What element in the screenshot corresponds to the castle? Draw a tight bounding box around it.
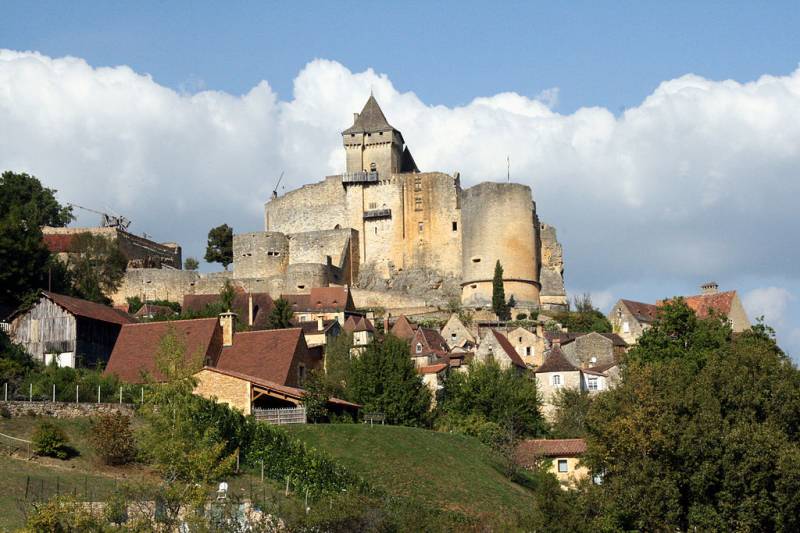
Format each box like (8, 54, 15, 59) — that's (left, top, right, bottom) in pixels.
(114, 96, 567, 312)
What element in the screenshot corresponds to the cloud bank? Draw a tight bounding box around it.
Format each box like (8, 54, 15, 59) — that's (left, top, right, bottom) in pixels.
(1, 50, 799, 354)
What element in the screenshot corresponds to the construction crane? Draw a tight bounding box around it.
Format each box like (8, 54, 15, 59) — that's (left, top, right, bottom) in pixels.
(67, 203, 132, 231)
(272, 171, 284, 199)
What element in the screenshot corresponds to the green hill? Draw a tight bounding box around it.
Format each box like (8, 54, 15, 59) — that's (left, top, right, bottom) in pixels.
(287, 423, 536, 523)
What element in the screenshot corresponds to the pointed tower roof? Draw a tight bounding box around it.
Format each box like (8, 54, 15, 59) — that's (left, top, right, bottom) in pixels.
(400, 146, 419, 173)
(343, 95, 397, 135)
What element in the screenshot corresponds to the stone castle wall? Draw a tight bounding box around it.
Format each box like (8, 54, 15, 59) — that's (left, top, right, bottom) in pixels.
(461, 182, 540, 307)
(233, 232, 289, 279)
(264, 176, 347, 234)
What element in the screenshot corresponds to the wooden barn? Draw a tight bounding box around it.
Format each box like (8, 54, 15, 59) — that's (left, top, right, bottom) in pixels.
(9, 291, 134, 368)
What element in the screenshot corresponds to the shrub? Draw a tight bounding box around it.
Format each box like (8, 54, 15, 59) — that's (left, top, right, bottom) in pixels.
(0, 405, 10, 418)
(32, 421, 71, 459)
(90, 412, 136, 465)
(516, 313, 528, 320)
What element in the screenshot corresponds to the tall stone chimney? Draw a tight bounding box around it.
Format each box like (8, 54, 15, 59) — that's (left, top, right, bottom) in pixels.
(317, 316, 324, 332)
(701, 281, 719, 295)
(219, 311, 237, 347)
(248, 293, 254, 327)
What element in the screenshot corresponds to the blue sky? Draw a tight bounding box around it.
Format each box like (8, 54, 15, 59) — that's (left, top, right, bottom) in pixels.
(2, 1, 800, 356)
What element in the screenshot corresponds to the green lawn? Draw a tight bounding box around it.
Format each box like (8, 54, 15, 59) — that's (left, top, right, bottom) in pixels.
(287, 424, 536, 522)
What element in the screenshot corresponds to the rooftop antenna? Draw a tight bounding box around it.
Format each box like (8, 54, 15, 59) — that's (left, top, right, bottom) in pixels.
(272, 171, 284, 199)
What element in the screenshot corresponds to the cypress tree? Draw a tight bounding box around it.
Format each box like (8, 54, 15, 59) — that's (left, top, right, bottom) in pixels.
(492, 260, 510, 321)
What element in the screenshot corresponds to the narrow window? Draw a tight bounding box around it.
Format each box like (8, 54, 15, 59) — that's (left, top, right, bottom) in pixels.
(418, 222, 423, 233)
(558, 459, 568, 473)
(298, 364, 307, 384)
(452, 221, 457, 231)
(588, 377, 598, 391)
(553, 374, 561, 387)
(416, 342, 423, 354)
(370, 162, 376, 171)
(526, 347, 532, 356)
(374, 227, 378, 235)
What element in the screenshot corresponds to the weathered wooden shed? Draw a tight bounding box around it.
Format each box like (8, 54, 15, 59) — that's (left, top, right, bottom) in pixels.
(9, 291, 134, 368)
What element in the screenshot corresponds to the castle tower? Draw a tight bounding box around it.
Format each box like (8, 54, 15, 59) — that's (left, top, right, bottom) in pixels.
(460, 182, 541, 308)
(342, 96, 418, 177)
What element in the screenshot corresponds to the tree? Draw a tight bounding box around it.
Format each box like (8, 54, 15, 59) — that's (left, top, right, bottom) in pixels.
(348, 335, 431, 426)
(267, 297, 294, 329)
(550, 293, 612, 333)
(32, 421, 71, 459)
(492, 260, 510, 321)
(183, 257, 199, 271)
(549, 388, 592, 438)
(583, 320, 800, 531)
(67, 233, 127, 303)
(0, 171, 73, 308)
(204, 224, 233, 270)
(507, 294, 517, 309)
(439, 359, 545, 438)
(90, 412, 136, 465)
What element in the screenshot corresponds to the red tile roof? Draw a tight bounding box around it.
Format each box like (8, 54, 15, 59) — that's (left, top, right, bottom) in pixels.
(620, 299, 659, 324)
(105, 318, 221, 383)
(418, 363, 448, 375)
(343, 315, 375, 333)
(280, 287, 354, 313)
(491, 329, 526, 368)
(516, 439, 587, 465)
(43, 292, 135, 325)
(681, 291, 736, 319)
(214, 328, 311, 385)
(535, 346, 578, 373)
(42, 233, 77, 253)
(390, 315, 418, 341)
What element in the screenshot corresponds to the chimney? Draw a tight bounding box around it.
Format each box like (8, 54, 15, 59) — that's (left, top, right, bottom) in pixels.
(219, 311, 237, 347)
(248, 293, 254, 327)
(317, 315, 324, 332)
(701, 281, 719, 295)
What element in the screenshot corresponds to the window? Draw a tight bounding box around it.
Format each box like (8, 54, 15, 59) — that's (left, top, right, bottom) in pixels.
(588, 377, 598, 391)
(622, 321, 630, 333)
(374, 227, 378, 234)
(414, 177, 422, 191)
(590, 356, 597, 364)
(418, 222, 424, 233)
(298, 364, 307, 384)
(471, 257, 481, 263)
(297, 284, 305, 290)
(369, 202, 377, 209)
(416, 342, 423, 354)
(557, 459, 568, 473)
(526, 347, 532, 356)
(414, 197, 423, 211)
(518, 337, 523, 343)
(451, 333, 457, 340)
(452, 221, 457, 231)
(552, 374, 561, 387)
(370, 162, 376, 171)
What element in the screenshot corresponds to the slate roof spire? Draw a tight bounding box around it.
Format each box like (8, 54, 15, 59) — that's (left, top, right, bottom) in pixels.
(343, 95, 396, 135)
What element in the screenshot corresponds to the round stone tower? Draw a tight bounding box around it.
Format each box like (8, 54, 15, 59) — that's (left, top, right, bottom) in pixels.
(460, 182, 540, 308)
(232, 232, 289, 279)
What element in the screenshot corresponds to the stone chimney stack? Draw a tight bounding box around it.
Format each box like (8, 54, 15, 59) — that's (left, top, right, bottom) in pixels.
(219, 311, 237, 347)
(248, 293, 254, 326)
(317, 316, 324, 332)
(701, 281, 719, 295)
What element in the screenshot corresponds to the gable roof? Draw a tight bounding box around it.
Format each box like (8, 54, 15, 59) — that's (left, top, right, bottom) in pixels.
(344, 315, 375, 333)
(418, 363, 448, 375)
(535, 346, 579, 373)
(280, 287, 354, 313)
(342, 96, 396, 135)
(42, 292, 134, 326)
(490, 329, 526, 368)
(133, 304, 175, 319)
(620, 299, 659, 324)
(214, 328, 312, 385)
(183, 292, 274, 329)
(391, 315, 418, 341)
(517, 439, 587, 465)
(586, 361, 619, 374)
(545, 331, 627, 348)
(105, 318, 221, 383)
(294, 319, 339, 335)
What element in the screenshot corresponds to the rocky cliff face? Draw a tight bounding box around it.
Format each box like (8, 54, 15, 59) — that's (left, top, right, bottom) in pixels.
(357, 262, 461, 307)
(539, 224, 568, 312)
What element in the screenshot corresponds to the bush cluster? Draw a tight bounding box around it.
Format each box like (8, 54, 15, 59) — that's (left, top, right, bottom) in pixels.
(32, 421, 71, 459)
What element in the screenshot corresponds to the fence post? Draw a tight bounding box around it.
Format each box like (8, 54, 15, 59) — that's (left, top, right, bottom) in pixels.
(119, 386, 122, 404)
(4, 382, 6, 402)
(75, 384, 79, 404)
(97, 385, 100, 404)
(29, 383, 32, 402)
(52, 384, 55, 403)
(141, 387, 144, 405)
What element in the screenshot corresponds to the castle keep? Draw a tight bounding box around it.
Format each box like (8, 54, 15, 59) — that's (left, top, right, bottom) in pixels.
(263, 96, 567, 310)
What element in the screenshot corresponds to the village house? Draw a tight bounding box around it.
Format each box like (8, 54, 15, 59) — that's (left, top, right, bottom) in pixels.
(281, 286, 355, 324)
(474, 329, 526, 371)
(343, 315, 376, 348)
(294, 318, 341, 348)
(410, 327, 450, 368)
(546, 331, 626, 368)
(607, 299, 658, 345)
(389, 315, 418, 342)
(516, 438, 589, 488)
(440, 313, 476, 350)
(8, 291, 134, 368)
(418, 362, 448, 406)
(105, 313, 330, 412)
(507, 324, 546, 367)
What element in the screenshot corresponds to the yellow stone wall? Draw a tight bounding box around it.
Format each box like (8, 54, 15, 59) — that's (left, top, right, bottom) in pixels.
(193, 369, 251, 415)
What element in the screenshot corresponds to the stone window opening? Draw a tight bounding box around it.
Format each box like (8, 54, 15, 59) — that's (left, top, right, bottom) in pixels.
(297, 285, 305, 290)
(418, 222, 423, 233)
(370, 162, 376, 171)
(471, 257, 481, 263)
(374, 227, 378, 235)
(452, 221, 457, 231)
(558, 459, 568, 473)
(553, 374, 561, 387)
(416, 342, 423, 354)
(471, 284, 477, 289)
(526, 347, 532, 356)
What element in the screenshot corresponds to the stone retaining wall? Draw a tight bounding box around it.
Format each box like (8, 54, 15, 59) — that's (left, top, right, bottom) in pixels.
(0, 401, 135, 418)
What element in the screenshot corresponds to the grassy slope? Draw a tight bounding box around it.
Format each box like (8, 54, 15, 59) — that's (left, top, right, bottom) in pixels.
(287, 424, 535, 521)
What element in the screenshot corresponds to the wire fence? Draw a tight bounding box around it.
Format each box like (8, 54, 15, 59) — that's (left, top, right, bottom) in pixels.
(1, 382, 145, 405)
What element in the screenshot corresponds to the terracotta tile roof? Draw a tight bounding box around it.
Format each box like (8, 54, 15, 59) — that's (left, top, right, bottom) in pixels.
(280, 287, 354, 313)
(418, 363, 448, 375)
(620, 299, 659, 324)
(281, 293, 311, 311)
(491, 329, 526, 368)
(43, 292, 135, 326)
(215, 328, 312, 385)
(183, 293, 274, 329)
(200, 366, 360, 409)
(391, 315, 418, 341)
(42, 233, 77, 253)
(516, 439, 587, 465)
(105, 318, 221, 383)
(681, 291, 736, 319)
(343, 315, 375, 333)
(535, 346, 579, 373)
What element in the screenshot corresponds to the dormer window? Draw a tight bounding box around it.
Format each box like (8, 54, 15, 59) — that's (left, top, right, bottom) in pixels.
(370, 162, 376, 171)
(416, 343, 423, 354)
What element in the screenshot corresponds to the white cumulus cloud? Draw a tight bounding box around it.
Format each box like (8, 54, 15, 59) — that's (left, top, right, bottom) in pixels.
(744, 287, 794, 326)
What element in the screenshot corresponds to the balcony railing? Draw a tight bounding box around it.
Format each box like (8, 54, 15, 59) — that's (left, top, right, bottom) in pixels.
(342, 171, 379, 184)
(363, 208, 392, 220)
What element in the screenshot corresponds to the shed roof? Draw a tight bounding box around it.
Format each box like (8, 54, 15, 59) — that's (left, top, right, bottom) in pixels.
(42, 292, 134, 326)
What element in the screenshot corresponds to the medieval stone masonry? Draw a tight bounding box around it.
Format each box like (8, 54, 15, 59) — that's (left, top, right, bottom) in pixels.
(113, 96, 568, 312)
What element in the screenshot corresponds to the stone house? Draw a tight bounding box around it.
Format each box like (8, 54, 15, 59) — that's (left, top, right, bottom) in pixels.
(410, 327, 449, 368)
(418, 362, 448, 406)
(343, 315, 375, 347)
(680, 282, 750, 332)
(474, 329, 526, 371)
(516, 438, 589, 488)
(105, 314, 322, 389)
(281, 286, 355, 324)
(507, 325, 545, 367)
(440, 313, 476, 350)
(547, 331, 626, 368)
(9, 291, 134, 368)
(608, 299, 658, 345)
(293, 318, 341, 348)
